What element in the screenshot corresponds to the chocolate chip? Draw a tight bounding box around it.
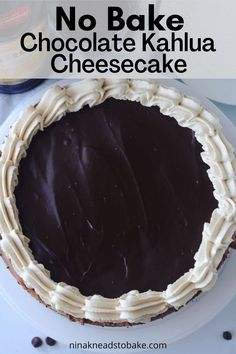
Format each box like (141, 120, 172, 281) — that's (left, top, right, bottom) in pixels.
(31, 337, 43, 348)
(223, 331, 232, 340)
(45, 337, 57, 346)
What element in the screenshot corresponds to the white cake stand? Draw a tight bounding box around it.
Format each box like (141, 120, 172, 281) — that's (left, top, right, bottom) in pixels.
(0, 79, 236, 353)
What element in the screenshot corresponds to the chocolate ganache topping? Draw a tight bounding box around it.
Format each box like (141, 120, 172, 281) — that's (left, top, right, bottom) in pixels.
(15, 98, 217, 298)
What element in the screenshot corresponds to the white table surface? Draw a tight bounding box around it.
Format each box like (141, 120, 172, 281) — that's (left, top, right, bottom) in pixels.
(0, 80, 236, 354)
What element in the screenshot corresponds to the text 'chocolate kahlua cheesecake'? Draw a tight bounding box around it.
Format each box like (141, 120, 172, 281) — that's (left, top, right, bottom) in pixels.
(0, 79, 236, 326)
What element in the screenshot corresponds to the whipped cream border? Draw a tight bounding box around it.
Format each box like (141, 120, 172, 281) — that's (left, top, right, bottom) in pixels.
(0, 79, 236, 324)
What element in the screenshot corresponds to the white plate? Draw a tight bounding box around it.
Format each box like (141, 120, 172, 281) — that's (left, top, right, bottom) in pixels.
(0, 79, 236, 353)
(183, 79, 236, 106)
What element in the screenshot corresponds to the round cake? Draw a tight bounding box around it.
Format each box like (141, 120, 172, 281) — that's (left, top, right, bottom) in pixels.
(0, 79, 236, 326)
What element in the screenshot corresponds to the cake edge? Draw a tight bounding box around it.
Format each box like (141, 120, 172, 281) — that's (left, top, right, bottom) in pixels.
(0, 79, 236, 325)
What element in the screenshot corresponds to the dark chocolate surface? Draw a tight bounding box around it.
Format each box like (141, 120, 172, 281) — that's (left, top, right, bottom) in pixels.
(15, 99, 217, 298)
